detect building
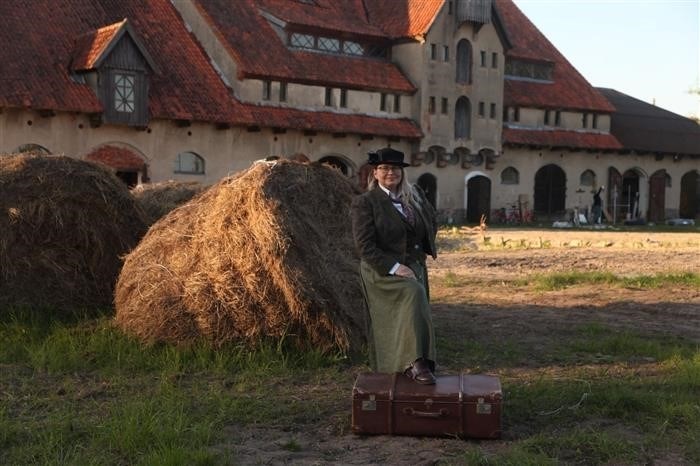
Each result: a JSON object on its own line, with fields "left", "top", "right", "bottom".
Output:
{"left": 1, "top": 0, "right": 698, "bottom": 222}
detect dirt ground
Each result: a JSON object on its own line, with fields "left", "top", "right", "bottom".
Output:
{"left": 227, "top": 229, "right": 699, "bottom": 465}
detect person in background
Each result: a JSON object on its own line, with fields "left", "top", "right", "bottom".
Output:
{"left": 351, "top": 148, "right": 438, "bottom": 384}
{"left": 592, "top": 186, "right": 604, "bottom": 224}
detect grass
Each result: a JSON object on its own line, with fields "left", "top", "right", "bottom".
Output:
{"left": 2, "top": 264, "right": 699, "bottom": 464}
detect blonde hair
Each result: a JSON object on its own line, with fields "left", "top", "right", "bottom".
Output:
{"left": 366, "top": 167, "right": 425, "bottom": 209}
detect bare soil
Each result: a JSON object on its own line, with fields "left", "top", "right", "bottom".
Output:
{"left": 226, "top": 229, "right": 700, "bottom": 465}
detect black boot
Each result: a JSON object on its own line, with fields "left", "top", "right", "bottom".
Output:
{"left": 404, "top": 358, "right": 436, "bottom": 385}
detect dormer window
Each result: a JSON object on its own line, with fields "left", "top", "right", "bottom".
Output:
{"left": 290, "top": 33, "right": 314, "bottom": 49}
{"left": 343, "top": 41, "right": 363, "bottom": 56}
{"left": 114, "top": 73, "right": 136, "bottom": 113}
{"left": 71, "top": 19, "right": 157, "bottom": 127}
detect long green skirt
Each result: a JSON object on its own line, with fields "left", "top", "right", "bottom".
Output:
{"left": 359, "top": 259, "right": 436, "bottom": 373}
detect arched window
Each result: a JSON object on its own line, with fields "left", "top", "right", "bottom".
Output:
{"left": 456, "top": 39, "right": 472, "bottom": 84}
{"left": 454, "top": 97, "right": 471, "bottom": 139}
{"left": 13, "top": 143, "right": 51, "bottom": 155}
{"left": 174, "top": 151, "right": 205, "bottom": 174}
{"left": 501, "top": 167, "right": 519, "bottom": 185}
{"left": 580, "top": 169, "right": 596, "bottom": 187}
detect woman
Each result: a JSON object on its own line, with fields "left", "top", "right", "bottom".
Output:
{"left": 351, "top": 147, "right": 438, "bottom": 384}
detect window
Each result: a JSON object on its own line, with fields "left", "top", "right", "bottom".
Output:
{"left": 113, "top": 73, "right": 135, "bottom": 113}
{"left": 262, "top": 80, "right": 271, "bottom": 100}
{"left": 491, "top": 52, "right": 498, "bottom": 68}
{"left": 480, "top": 50, "right": 486, "bottom": 67}
{"left": 455, "top": 96, "right": 471, "bottom": 139}
{"left": 490, "top": 103, "right": 496, "bottom": 119}
{"left": 343, "top": 41, "right": 363, "bottom": 55}
{"left": 318, "top": 37, "right": 340, "bottom": 53}
{"left": 325, "top": 87, "right": 333, "bottom": 106}
{"left": 340, "top": 89, "right": 347, "bottom": 108}
{"left": 580, "top": 169, "right": 595, "bottom": 187}
{"left": 544, "top": 110, "right": 550, "bottom": 125}
{"left": 592, "top": 114, "right": 599, "bottom": 129}
{"left": 393, "top": 94, "right": 401, "bottom": 113}
{"left": 441, "top": 97, "right": 448, "bottom": 114}
{"left": 501, "top": 167, "right": 519, "bottom": 185}
{"left": 380, "top": 93, "right": 387, "bottom": 111}
{"left": 279, "top": 82, "right": 287, "bottom": 102}
{"left": 174, "top": 151, "right": 205, "bottom": 174}
{"left": 428, "top": 96, "right": 436, "bottom": 114}
{"left": 448, "top": 1, "right": 453, "bottom": 14}
{"left": 505, "top": 59, "right": 554, "bottom": 81}
{"left": 430, "top": 43, "right": 437, "bottom": 60}
{"left": 555, "top": 110, "right": 562, "bottom": 126}
{"left": 503, "top": 106, "right": 509, "bottom": 122}
{"left": 290, "top": 33, "right": 314, "bottom": 49}
{"left": 443, "top": 46, "right": 449, "bottom": 62}
{"left": 478, "top": 101, "right": 485, "bottom": 117}
{"left": 513, "top": 107, "right": 520, "bottom": 122}
{"left": 582, "top": 113, "right": 588, "bottom": 128}
{"left": 456, "top": 40, "right": 472, "bottom": 84}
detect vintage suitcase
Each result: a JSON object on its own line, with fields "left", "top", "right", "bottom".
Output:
{"left": 352, "top": 372, "right": 502, "bottom": 439}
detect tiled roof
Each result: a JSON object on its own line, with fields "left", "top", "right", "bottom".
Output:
{"left": 363, "top": 0, "right": 444, "bottom": 39}
{"left": 256, "top": 0, "right": 386, "bottom": 39}
{"left": 598, "top": 88, "right": 700, "bottom": 156}
{"left": 503, "top": 127, "right": 623, "bottom": 150}
{"left": 194, "top": 0, "right": 416, "bottom": 93}
{"left": 0, "top": 0, "right": 253, "bottom": 124}
{"left": 85, "top": 145, "right": 146, "bottom": 170}
{"left": 246, "top": 105, "right": 423, "bottom": 139}
{"left": 71, "top": 20, "right": 126, "bottom": 72}
{"left": 497, "top": 0, "right": 615, "bottom": 112}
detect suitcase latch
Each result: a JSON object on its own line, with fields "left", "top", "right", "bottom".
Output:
{"left": 476, "top": 397, "right": 492, "bottom": 414}
{"left": 362, "top": 395, "right": 377, "bottom": 411}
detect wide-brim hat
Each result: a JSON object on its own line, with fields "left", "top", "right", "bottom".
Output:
{"left": 367, "top": 147, "right": 410, "bottom": 167}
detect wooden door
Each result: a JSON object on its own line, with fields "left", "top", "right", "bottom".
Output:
{"left": 648, "top": 170, "right": 666, "bottom": 223}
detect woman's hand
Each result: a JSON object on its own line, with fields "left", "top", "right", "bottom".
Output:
{"left": 394, "top": 264, "right": 416, "bottom": 279}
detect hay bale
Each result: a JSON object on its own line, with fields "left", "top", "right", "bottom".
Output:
{"left": 0, "top": 154, "right": 148, "bottom": 311}
{"left": 132, "top": 180, "right": 206, "bottom": 225}
{"left": 115, "top": 160, "right": 368, "bottom": 353}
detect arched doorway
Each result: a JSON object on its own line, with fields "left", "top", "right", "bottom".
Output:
{"left": 621, "top": 169, "right": 642, "bottom": 220}
{"left": 85, "top": 144, "right": 148, "bottom": 188}
{"left": 679, "top": 170, "right": 699, "bottom": 219}
{"left": 534, "top": 164, "right": 566, "bottom": 216}
{"left": 465, "top": 174, "right": 491, "bottom": 223}
{"left": 416, "top": 173, "right": 437, "bottom": 208}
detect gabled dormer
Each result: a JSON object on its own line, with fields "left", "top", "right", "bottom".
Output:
{"left": 71, "top": 19, "right": 158, "bottom": 128}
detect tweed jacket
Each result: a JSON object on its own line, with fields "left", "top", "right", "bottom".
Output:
{"left": 351, "top": 185, "right": 437, "bottom": 276}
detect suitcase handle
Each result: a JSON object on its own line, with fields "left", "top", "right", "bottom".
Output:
{"left": 403, "top": 407, "right": 449, "bottom": 418}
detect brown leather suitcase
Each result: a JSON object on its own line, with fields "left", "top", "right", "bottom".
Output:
{"left": 352, "top": 372, "right": 502, "bottom": 439}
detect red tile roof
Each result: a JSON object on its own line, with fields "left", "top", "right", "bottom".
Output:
{"left": 0, "top": 0, "right": 253, "bottom": 124}
{"left": 497, "top": 0, "right": 615, "bottom": 113}
{"left": 194, "top": 0, "right": 416, "bottom": 93}
{"left": 503, "top": 127, "right": 622, "bottom": 150}
{"left": 245, "top": 105, "right": 423, "bottom": 139}
{"left": 363, "top": 0, "right": 444, "bottom": 39}
{"left": 85, "top": 145, "right": 146, "bottom": 171}
{"left": 71, "top": 20, "right": 127, "bottom": 72}
{"left": 256, "top": 0, "right": 386, "bottom": 39}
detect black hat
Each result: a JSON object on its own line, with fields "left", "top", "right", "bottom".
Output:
{"left": 367, "top": 147, "right": 410, "bottom": 167}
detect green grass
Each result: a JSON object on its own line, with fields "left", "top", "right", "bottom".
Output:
{"left": 2, "top": 291, "right": 700, "bottom": 464}
{"left": 525, "top": 271, "right": 700, "bottom": 291}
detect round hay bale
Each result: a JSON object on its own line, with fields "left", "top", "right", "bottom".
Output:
{"left": 115, "top": 160, "right": 368, "bottom": 354}
{"left": 131, "top": 180, "right": 206, "bottom": 225}
{"left": 0, "top": 154, "right": 148, "bottom": 311}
